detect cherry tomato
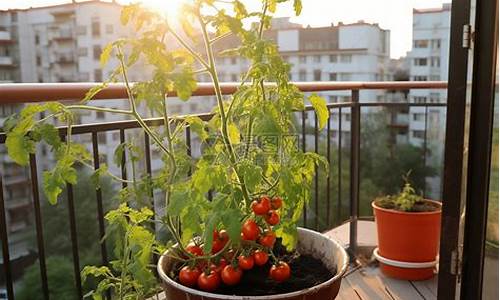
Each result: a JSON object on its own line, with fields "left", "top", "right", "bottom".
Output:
{"left": 221, "top": 265, "right": 243, "bottom": 286}
{"left": 251, "top": 196, "right": 271, "bottom": 215}
{"left": 238, "top": 254, "right": 255, "bottom": 270}
{"left": 210, "top": 258, "right": 228, "bottom": 274}
{"left": 265, "top": 210, "right": 280, "bottom": 226}
{"left": 259, "top": 231, "right": 276, "bottom": 248}
{"left": 212, "top": 230, "right": 229, "bottom": 253}
{"left": 197, "top": 270, "right": 220, "bottom": 292}
{"left": 269, "top": 261, "right": 291, "bottom": 282}
{"left": 186, "top": 244, "right": 203, "bottom": 256}
{"left": 178, "top": 266, "right": 201, "bottom": 287}
{"left": 241, "top": 219, "right": 260, "bottom": 241}
{"left": 253, "top": 250, "right": 269, "bottom": 266}
{"left": 271, "top": 196, "right": 283, "bottom": 209}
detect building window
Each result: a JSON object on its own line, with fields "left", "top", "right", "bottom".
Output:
{"left": 112, "top": 132, "right": 120, "bottom": 141}
{"left": 413, "top": 76, "right": 427, "bottom": 81}
{"left": 430, "top": 75, "right": 440, "bottom": 81}
{"left": 98, "top": 133, "right": 107, "bottom": 144}
{"left": 412, "top": 130, "right": 425, "bottom": 139}
{"left": 313, "top": 70, "right": 321, "bottom": 81}
{"left": 77, "top": 47, "right": 87, "bottom": 57}
{"left": 431, "top": 57, "right": 440, "bottom": 67}
{"left": 76, "top": 26, "right": 87, "bottom": 35}
{"left": 431, "top": 39, "right": 441, "bottom": 49}
{"left": 35, "top": 34, "right": 40, "bottom": 45}
{"left": 299, "top": 70, "right": 306, "bottom": 81}
{"left": 413, "top": 96, "right": 427, "bottom": 103}
{"left": 414, "top": 40, "right": 428, "bottom": 48}
{"left": 331, "top": 112, "right": 338, "bottom": 121}
{"left": 413, "top": 113, "right": 425, "bottom": 121}
{"left": 340, "top": 73, "right": 351, "bottom": 81}
{"left": 11, "top": 12, "right": 17, "bottom": 23}
{"left": 189, "top": 103, "right": 198, "bottom": 111}
{"left": 329, "top": 73, "right": 337, "bottom": 81}
{"left": 299, "top": 56, "right": 306, "bottom": 63}
{"left": 329, "top": 55, "right": 337, "bottom": 63}
{"left": 328, "top": 96, "right": 338, "bottom": 103}
{"left": 105, "top": 24, "right": 114, "bottom": 34}
{"left": 344, "top": 113, "right": 351, "bottom": 122}
{"left": 94, "top": 69, "right": 103, "bottom": 82}
{"left": 313, "top": 55, "right": 321, "bottom": 63}
{"left": 96, "top": 111, "right": 105, "bottom": 119}
{"left": 414, "top": 58, "right": 427, "bottom": 66}
{"left": 36, "top": 55, "right": 41, "bottom": 66}
{"left": 429, "top": 93, "right": 440, "bottom": 103}
{"left": 230, "top": 57, "right": 237, "bottom": 65}
{"left": 340, "top": 54, "right": 352, "bottom": 63}
{"left": 93, "top": 45, "right": 102, "bottom": 60}
{"left": 91, "top": 18, "right": 101, "bottom": 37}
{"left": 231, "top": 74, "right": 238, "bottom": 81}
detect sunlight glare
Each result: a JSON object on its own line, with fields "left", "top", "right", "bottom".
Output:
{"left": 138, "top": 0, "right": 185, "bottom": 19}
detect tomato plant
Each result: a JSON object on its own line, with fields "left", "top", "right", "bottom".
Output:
{"left": 241, "top": 219, "right": 260, "bottom": 241}
{"left": 270, "top": 262, "right": 291, "bottom": 282}
{"left": 179, "top": 266, "right": 201, "bottom": 288}
{"left": 198, "top": 270, "right": 221, "bottom": 292}
{"left": 253, "top": 250, "right": 269, "bottom": 266}
{"left": 251, "top": 196, "right": 272, "bottom": 215}
{"left": 5, "top": 0, "right": 330, "bottom": 296}
{"left": 221, "top": 265, "right": 243, "bottom": 286}
{"left": 238, "top": 255, "right": 255, "bottom": 270}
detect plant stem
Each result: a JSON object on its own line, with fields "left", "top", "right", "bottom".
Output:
{"left": 197, "top": 10, "right": 252, "bottom": 204}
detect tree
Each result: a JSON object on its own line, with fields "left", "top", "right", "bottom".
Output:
{"left": 17, "top": 256, "right": 77, "bottom": 300}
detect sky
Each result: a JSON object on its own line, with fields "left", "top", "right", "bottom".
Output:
{"left": 0, "top": 0, "right": 449, "bottom": 58}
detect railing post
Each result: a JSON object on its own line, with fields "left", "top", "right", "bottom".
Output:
{"left": 349, "top": 90, "right": 360, "bottom": 258}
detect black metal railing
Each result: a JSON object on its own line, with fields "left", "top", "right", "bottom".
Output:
{"left": 0, "top": 81, "right": 447, "bottom": 299}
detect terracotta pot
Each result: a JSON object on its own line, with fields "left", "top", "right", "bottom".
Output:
{"left": 157, "top": 227, "right": 349, "bottom": 300}
{"left": 372, "top": 200, "right": 442, "bottom": 280}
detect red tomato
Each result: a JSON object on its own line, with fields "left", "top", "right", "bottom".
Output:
{"left": 186, "top": 244, "right": 203, "bottom": 256}
{"left": 271, "top": 196, "right": 283, "bottom": 209}
{"left": 197, "top": 270, "right": 220, "bottom": 292}
{"left": 221, "top": 265, "right": 243, "bottom": 286}
{"left": 238, "top": 254, "right": 255, "bottom": 270}
{"left": 253, "top": 250, "right": 269, "bottom": 266}
{"left": 178, "top": 266, "right": 201, "bottom": 287}
{"left": 241, "top": 219, "right": 260, "bottom": 241}
{"left": 265, "top": 210, "right": 280, "bottom": 226}
{"left": 251, "top": 196, "right": 271, "bottom": 215}
{"left": 259, "top": 231, "right": 276, "bottom": 248}
{"left": 212, "top": 230, "right": 229, "bottom": 253}
{"left": 269, "top": 262, "right": 291, "bottom": 282}
{"left": 210, "top": 258, "right": 228, "bottom": 274}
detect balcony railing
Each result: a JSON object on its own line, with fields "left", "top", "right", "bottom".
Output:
{"left": 0, "top": 81, "right": 448, "bottom": 300}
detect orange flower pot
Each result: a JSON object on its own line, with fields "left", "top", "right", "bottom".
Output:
{"left": 372, "top": 200, "right": 442, "bottom": 281}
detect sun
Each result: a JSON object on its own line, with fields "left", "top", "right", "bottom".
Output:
{"left": 137, "top": 0, "right": 185, "bottom": 19}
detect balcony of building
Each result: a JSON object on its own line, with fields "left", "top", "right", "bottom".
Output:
{"left": 0, "top": 56, "right": 14, "bottom": 67}
{"left": 0, "top": 28, "right": 12, "bottom": 44}
{"left": 0, "top": 78, "right": 496, "bottom": 300}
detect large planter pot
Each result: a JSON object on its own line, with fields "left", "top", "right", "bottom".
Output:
{"left": 372, "top": 200, "right": 442, "bottom": 281}
{"left": 157, "top": 227, "right": 349, "bottom": 300}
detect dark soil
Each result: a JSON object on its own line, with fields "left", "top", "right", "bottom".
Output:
{"left": 169, "top": 239, "right": 335, "bottom": 296}
{"left": 375, "top": 199, "right": 441, "bottom": 212}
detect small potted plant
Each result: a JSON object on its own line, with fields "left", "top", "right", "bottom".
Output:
{"left": 4, "top": 0, "right": 348, "bottom": 299}
{"left": 372, "top": 177, "right": 442, "bottom": 281}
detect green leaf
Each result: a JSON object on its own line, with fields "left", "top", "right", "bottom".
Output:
{"left": 5, "top": 132, "right": 35, "bottom": 165}
{"left": 293, "top": 0, "right": 302, "bottom": 16}
{"left": 185, "top": 116, "right": 208, "bottom": 141}
{"left": 227, "top": 123, "right": 241, "bottom": 144}
{"left": 238, "top": 161, "right": 262, "bottom": 191}
{"left": 172, "top": 69, "right": 197, "bottom": 101}
{"left": 309, "top": 93, "right": 329, "bottom": 130}
{"left": 37, "top": 123, "right": 61, "bottom": 149}
{"left": 113, "top": 143, "right": 126, "bottom": 167}
{"left": 221, "top": 209, "right": 242, "bottom": 243}
{"left": 100, "top": 43, "right": 114, "bottom": 68}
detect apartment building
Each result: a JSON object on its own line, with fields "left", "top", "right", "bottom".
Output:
{"left": 407, "top": 4, "right": 450, "bottom": 146}
{"left": 407, "top": 3, "right": 451, "bottom": 198}
{"left": 188, "top": 18, "right": 392, "bottom": 146}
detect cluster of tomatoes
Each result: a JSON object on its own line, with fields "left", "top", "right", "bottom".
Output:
{"left": 177, "top": 195, "right": 291, "bottom": 292}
